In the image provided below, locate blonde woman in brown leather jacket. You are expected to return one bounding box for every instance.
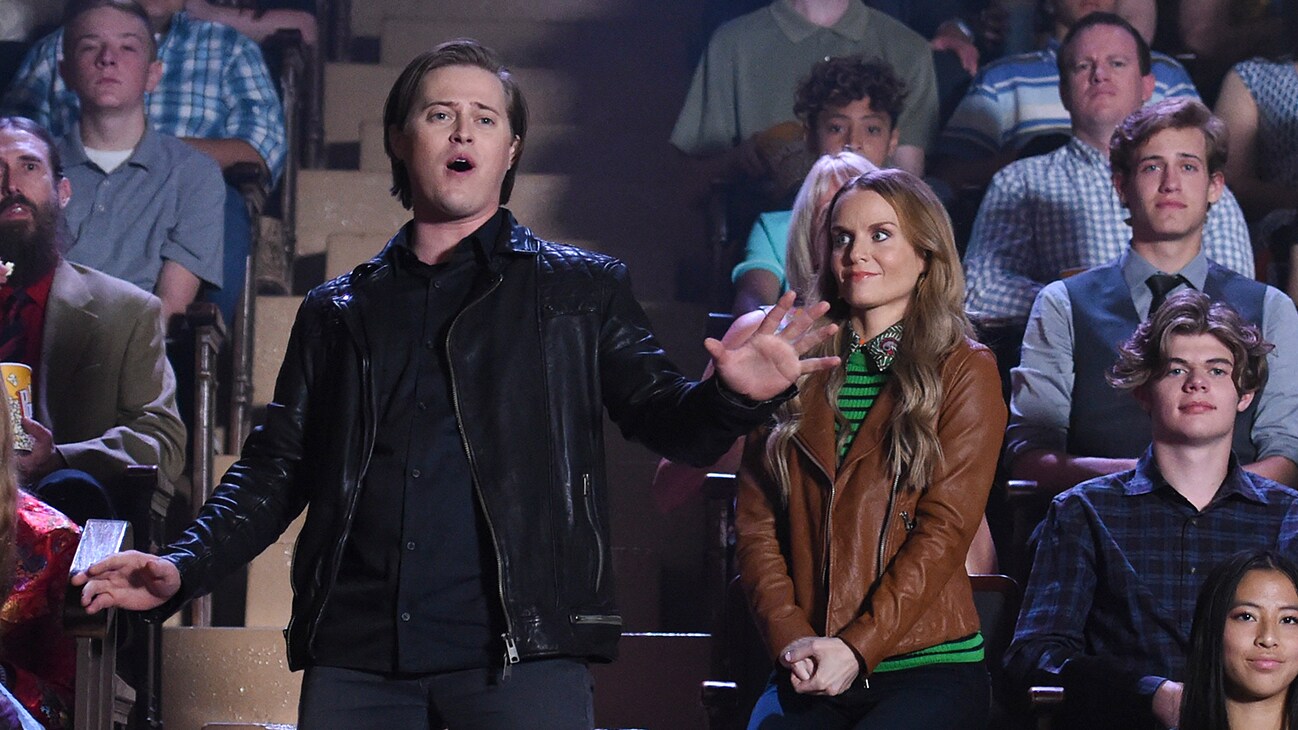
[736,168,1007,729]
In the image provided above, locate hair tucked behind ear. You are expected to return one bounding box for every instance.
[763,169,972,497]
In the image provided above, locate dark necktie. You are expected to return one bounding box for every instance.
[1146,273,1188,316]
[0,291,34,364]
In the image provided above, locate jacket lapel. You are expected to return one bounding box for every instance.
[37,260,96,425]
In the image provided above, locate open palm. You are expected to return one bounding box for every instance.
[707,292,840,401]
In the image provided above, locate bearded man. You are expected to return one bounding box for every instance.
[0,115,185,524]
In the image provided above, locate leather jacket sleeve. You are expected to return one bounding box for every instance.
[836,346,1006,671]
[596,259,787,466]
[151,294,322,615]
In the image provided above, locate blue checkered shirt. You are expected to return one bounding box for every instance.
[1004,451,1298,724]
[2,11,286,184]
[963,138,1254,324]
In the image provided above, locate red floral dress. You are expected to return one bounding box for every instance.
[0,494,78,729]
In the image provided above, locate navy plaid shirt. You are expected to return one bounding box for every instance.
[1005,450,1298,726]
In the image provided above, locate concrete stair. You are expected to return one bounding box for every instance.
[245,514,305,628]
[163,627,298,730]
[252,296,303,410]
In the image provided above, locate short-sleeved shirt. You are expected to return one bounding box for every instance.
[2,11,286,183]
[731,209,792,289]
[59,127,226,291]
[938,39,1199,159]
[963,137,1254,323]
[671,0,939,156]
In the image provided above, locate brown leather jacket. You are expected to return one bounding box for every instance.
[736,338,1006,673]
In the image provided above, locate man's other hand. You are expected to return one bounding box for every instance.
[71,550,182,614]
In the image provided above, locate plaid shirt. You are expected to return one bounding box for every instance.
[963,138,1254,324]
[1005,451,1298,725]
[2,11,285,183]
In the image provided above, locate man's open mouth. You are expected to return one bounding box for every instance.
[448,157,474,172]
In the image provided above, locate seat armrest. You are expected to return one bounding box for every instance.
[63,520,131,639]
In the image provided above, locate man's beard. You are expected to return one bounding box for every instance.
[0,194,61,288]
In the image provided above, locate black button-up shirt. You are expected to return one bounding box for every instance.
[312,212,504,673]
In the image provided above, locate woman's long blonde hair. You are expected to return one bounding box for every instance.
[784,151,877,301]
[764,169,973,496]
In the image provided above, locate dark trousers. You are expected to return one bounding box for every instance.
[29,468,114,526]
[297,658,594,730]
[747,662,990,730]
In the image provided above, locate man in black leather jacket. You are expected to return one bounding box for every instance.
[73,39,839,729]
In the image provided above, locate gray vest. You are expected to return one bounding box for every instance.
[1063,260,1265,460]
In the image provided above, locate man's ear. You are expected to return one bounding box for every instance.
[1112,172,1128,207]
[509,134,521,167]
[1236,389,1255,413]
[56,177,71,209]
[1208,169,1225,205]
[145,59,162,94]
[1140,73,1155,104]
[387,124,409,162]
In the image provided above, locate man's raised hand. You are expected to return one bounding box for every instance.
[707,291,840,401]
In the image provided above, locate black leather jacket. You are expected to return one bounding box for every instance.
[155,214,780,670]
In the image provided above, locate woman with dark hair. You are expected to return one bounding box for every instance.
[736,168,1005,728]
[1183,549,1298,730]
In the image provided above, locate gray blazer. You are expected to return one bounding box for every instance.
[35,259,186,489]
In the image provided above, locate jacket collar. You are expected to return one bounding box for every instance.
[349,208,535,286]
[793,369,894,480]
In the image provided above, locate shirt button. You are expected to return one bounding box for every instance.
[411,469,421,478]
[1189,566,1197,575]
[416,401,427,411]
[400,612,411,622]
[96,204,106,212]
[433,282,442,290]
[405,541,416,551]
[424,339,435,350]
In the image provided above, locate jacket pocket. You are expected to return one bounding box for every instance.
[570,613,623,627]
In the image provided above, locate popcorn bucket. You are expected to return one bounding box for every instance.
[1,363,33,451]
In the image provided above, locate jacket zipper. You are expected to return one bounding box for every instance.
[791,433,838,614]
[875,472,903,578]
[445,272,520,677]
[583,473,606,589]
